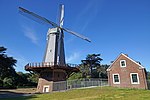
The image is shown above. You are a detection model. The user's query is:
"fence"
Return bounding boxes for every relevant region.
[147,80,150,89]
[53,79,108,91]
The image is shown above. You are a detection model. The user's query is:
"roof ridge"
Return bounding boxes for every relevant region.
[121,53,145,68]
[107,53,145,71]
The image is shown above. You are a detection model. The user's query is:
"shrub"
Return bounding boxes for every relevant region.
[3,77,16,89]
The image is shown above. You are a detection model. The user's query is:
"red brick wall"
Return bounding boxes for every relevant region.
[36,69,67,93]
[37,78,53,93]
[107,54,147,89]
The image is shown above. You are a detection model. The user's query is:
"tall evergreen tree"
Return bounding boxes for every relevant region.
[0,46,17,88]
[81,54,103,78]
[69,54,109,80]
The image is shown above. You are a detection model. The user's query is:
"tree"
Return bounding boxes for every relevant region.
[67,54,109,80]
[0,46,39,88]
[95,64,109,78]
[26,72,38,86]
[68,72,82,80]
[81,54,103,78]
[79,64,91,78]
[16,72,29,86]
[16,72,38,87]
[0,46,17,88]
[3,77,16,88]
[0,78,3,88]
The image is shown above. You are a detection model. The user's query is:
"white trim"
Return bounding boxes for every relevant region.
[121,53,145,68]
[130,73,140,84]
[43,85,50,93]
[113,74,120,84]
[120,60,126,67]
[107,53,145,71]
[107,54,121,71]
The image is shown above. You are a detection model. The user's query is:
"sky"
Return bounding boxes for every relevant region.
[0,0,150,72]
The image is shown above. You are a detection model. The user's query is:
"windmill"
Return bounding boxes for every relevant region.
[19,4,91,93]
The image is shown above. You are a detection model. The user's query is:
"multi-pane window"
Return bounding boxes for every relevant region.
[120,60,126,67]
[130,73,139,84]
[113,74,120,84]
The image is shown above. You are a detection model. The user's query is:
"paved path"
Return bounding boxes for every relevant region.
[0,89,36,99]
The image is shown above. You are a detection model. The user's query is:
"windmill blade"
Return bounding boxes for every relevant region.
[59,4,64,27]
[19,7,59,28]
[62,28,91,42]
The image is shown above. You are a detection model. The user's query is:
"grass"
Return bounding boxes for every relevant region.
[2,86,150,100]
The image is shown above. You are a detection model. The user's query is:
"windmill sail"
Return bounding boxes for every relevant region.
[59,4,64,27]
[19,5,91,65]
[19,7,91,42]
[57,4,65,65]
[62,28,91,42]
[19,7,58,28]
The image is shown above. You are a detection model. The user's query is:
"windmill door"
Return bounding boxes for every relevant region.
[43,85,49,93]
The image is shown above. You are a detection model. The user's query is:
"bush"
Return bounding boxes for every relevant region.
[3,77,16,89]
[0,79,3,88]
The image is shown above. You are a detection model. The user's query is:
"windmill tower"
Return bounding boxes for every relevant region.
[19,4,91,93]
[43,5,65,66]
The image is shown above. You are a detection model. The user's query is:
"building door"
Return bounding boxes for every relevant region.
[43,85,49,93]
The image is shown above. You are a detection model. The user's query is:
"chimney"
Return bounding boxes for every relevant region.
[136,61,141,65]
[110,61,114,63]
[124,54,128,57]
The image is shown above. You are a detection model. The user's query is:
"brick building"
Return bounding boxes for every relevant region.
[107,53,148,89]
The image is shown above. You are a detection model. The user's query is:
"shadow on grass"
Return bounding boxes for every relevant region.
[0,90,39,100]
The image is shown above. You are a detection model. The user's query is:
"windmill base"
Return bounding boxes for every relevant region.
[36,69,67,93]
[25,63,79,93]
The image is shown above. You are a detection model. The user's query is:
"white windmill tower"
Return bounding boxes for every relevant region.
[19,5,90,66]
[43,5,65,66]
[19,4,91,93]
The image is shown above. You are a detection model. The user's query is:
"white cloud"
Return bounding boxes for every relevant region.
[22,25,38,45]
[66,52,80,63]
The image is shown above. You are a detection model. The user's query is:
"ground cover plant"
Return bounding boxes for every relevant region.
[2,86,150,100]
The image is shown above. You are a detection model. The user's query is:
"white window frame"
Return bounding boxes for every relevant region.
[43,85,50,93]
[120,60,126,67]
[113,74,120,84]
[130,73,140,84]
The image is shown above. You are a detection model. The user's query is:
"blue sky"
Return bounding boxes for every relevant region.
[0,0,150,72]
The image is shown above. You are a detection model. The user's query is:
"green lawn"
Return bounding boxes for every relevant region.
[3,87,150,100]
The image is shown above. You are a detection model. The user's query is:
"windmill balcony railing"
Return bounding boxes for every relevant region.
[25,62,79,69]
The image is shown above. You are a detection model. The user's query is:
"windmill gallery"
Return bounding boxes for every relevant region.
[19,5,91,93]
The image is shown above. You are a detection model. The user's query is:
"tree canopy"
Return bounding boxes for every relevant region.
[0,47,17,77]
[69,54,109,80]
[0,46,17,88]
[0,46,39,88]
[81,54,103,78]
